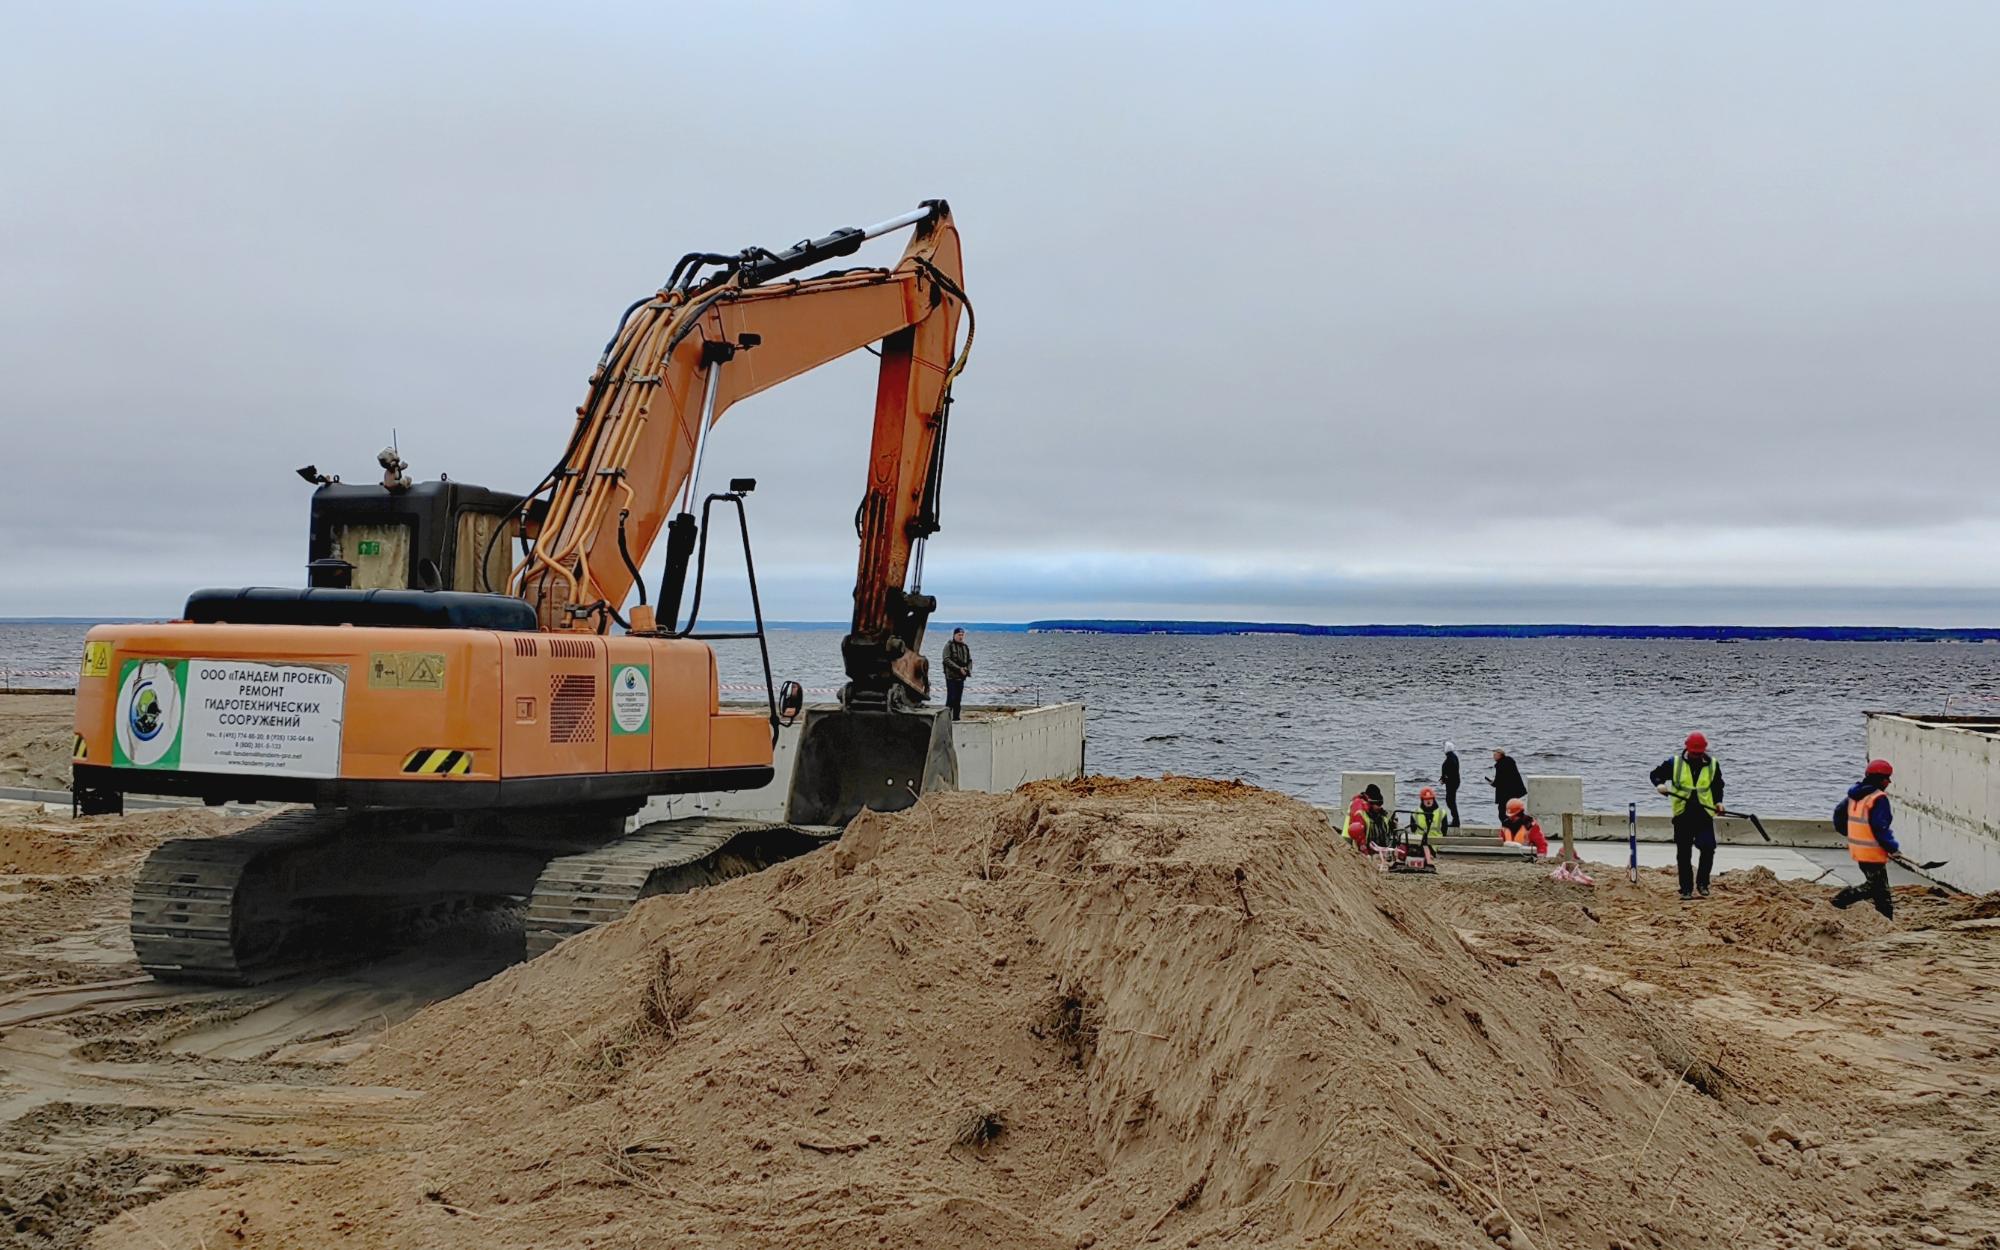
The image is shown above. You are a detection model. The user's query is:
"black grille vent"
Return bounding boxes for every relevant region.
[548,674,597,743]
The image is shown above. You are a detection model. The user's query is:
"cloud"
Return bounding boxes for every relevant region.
[4,2,1999,624]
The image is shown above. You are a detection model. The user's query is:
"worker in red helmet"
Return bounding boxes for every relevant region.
[1346,784,1390,851]
[1830,760,1901,918]
[1649,732,1726,900]
[1498,797,1548,856]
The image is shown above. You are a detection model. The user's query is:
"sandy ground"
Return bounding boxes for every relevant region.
[3,695,1996,1249]
[0,780,1972,1249]
[0,698,521,1248]
[0,695,77,792]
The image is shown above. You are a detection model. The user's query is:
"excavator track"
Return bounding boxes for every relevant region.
[524,818,837,958]
[131,806,631,985]
[130,809,348,985]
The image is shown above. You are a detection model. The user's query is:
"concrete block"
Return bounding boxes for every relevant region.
[1340,771,1396,813]
[1866,713,2000,895]
[1525,775,1584,817]
[636,702,1086,827]
[966,702,1086,791]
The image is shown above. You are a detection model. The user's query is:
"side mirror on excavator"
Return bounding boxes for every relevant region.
[777,680,804,726]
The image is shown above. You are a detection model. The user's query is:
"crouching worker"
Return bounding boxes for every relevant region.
[1346,784,1392,851]
[1499,798,1549,857]
[1401,786,1448,868]
[1831,759,1900,919]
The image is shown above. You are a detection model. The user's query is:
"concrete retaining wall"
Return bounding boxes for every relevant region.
[635,703,1087,826]
[1564,811,1838,848]
[1340,771,1585,820]
[957,703,1088,792]
[1865,714,2000,894]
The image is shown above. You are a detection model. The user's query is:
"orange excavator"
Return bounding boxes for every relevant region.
[69,201,972,981]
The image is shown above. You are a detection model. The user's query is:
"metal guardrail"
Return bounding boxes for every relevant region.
[1940,693,2000,716]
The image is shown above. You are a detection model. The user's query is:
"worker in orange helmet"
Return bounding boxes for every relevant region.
[1830,760,1901,919]
[1498,797,1548,857]
[1403,786,1448,867]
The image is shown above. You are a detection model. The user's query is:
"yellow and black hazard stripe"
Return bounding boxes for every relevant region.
[72,733,87,761]
[401,748,473,776]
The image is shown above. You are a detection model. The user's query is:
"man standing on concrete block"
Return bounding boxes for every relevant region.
[1440,742,1461,828]
[1830,759,1900,919]
[1487,748,1527,826]
[942,628,973,721]
[1650,732,1725,901]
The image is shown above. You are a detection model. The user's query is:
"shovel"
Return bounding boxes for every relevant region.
[1720,809,1774,843]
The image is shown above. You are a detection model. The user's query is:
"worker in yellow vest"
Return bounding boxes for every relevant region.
[1649,732,1725,901]
[1831,760,1900,919]
[1403,787,1448,867]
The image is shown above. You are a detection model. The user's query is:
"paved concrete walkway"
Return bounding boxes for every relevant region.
[1570,840,1928,887]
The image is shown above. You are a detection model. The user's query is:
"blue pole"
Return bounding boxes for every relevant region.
[1627,801,1639,884]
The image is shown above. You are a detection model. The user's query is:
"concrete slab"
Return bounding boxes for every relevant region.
[1339,771,1396,813]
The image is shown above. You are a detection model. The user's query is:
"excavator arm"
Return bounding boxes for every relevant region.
[512,201,969,706]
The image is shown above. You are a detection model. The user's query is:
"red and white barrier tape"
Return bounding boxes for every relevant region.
[718,681,1039,696]
[1,669,1040,696]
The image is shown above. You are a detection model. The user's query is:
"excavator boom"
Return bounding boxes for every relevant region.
[516,201,969,709]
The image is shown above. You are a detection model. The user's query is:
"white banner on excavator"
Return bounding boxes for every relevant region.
[181,660,347,777]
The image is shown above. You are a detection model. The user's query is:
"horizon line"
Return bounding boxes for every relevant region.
[4,615,1997,636]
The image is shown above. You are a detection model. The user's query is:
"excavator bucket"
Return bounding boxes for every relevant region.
[785,706,958,827]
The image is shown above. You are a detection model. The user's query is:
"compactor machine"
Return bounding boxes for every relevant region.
[70,202,972,981]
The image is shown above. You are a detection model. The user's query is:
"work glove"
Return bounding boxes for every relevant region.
[1655,784,1670,796]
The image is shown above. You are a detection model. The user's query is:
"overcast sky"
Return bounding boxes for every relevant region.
[5,2,1998,625]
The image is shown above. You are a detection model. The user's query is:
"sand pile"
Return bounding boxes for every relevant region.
[115,776,1985,1250]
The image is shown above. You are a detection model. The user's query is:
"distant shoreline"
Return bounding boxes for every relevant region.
[5,617,1996,643]
[1021,620,2000,642]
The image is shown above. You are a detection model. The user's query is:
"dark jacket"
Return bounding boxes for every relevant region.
[1649,753,1725,831]
[1489,755,1526,803]
[943,639,972,681]
[1833,780,1900,856]
[1441,751,1460,786]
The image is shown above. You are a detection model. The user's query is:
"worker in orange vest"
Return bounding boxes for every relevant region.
[1830,759,1900,919]
[1498,798,1548,857]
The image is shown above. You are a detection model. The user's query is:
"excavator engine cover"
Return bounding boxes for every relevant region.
[786,706,957,827]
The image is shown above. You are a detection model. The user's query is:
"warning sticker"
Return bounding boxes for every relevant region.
[610,664,651,735]
[368,651,447,691]
[82,640,113,679]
